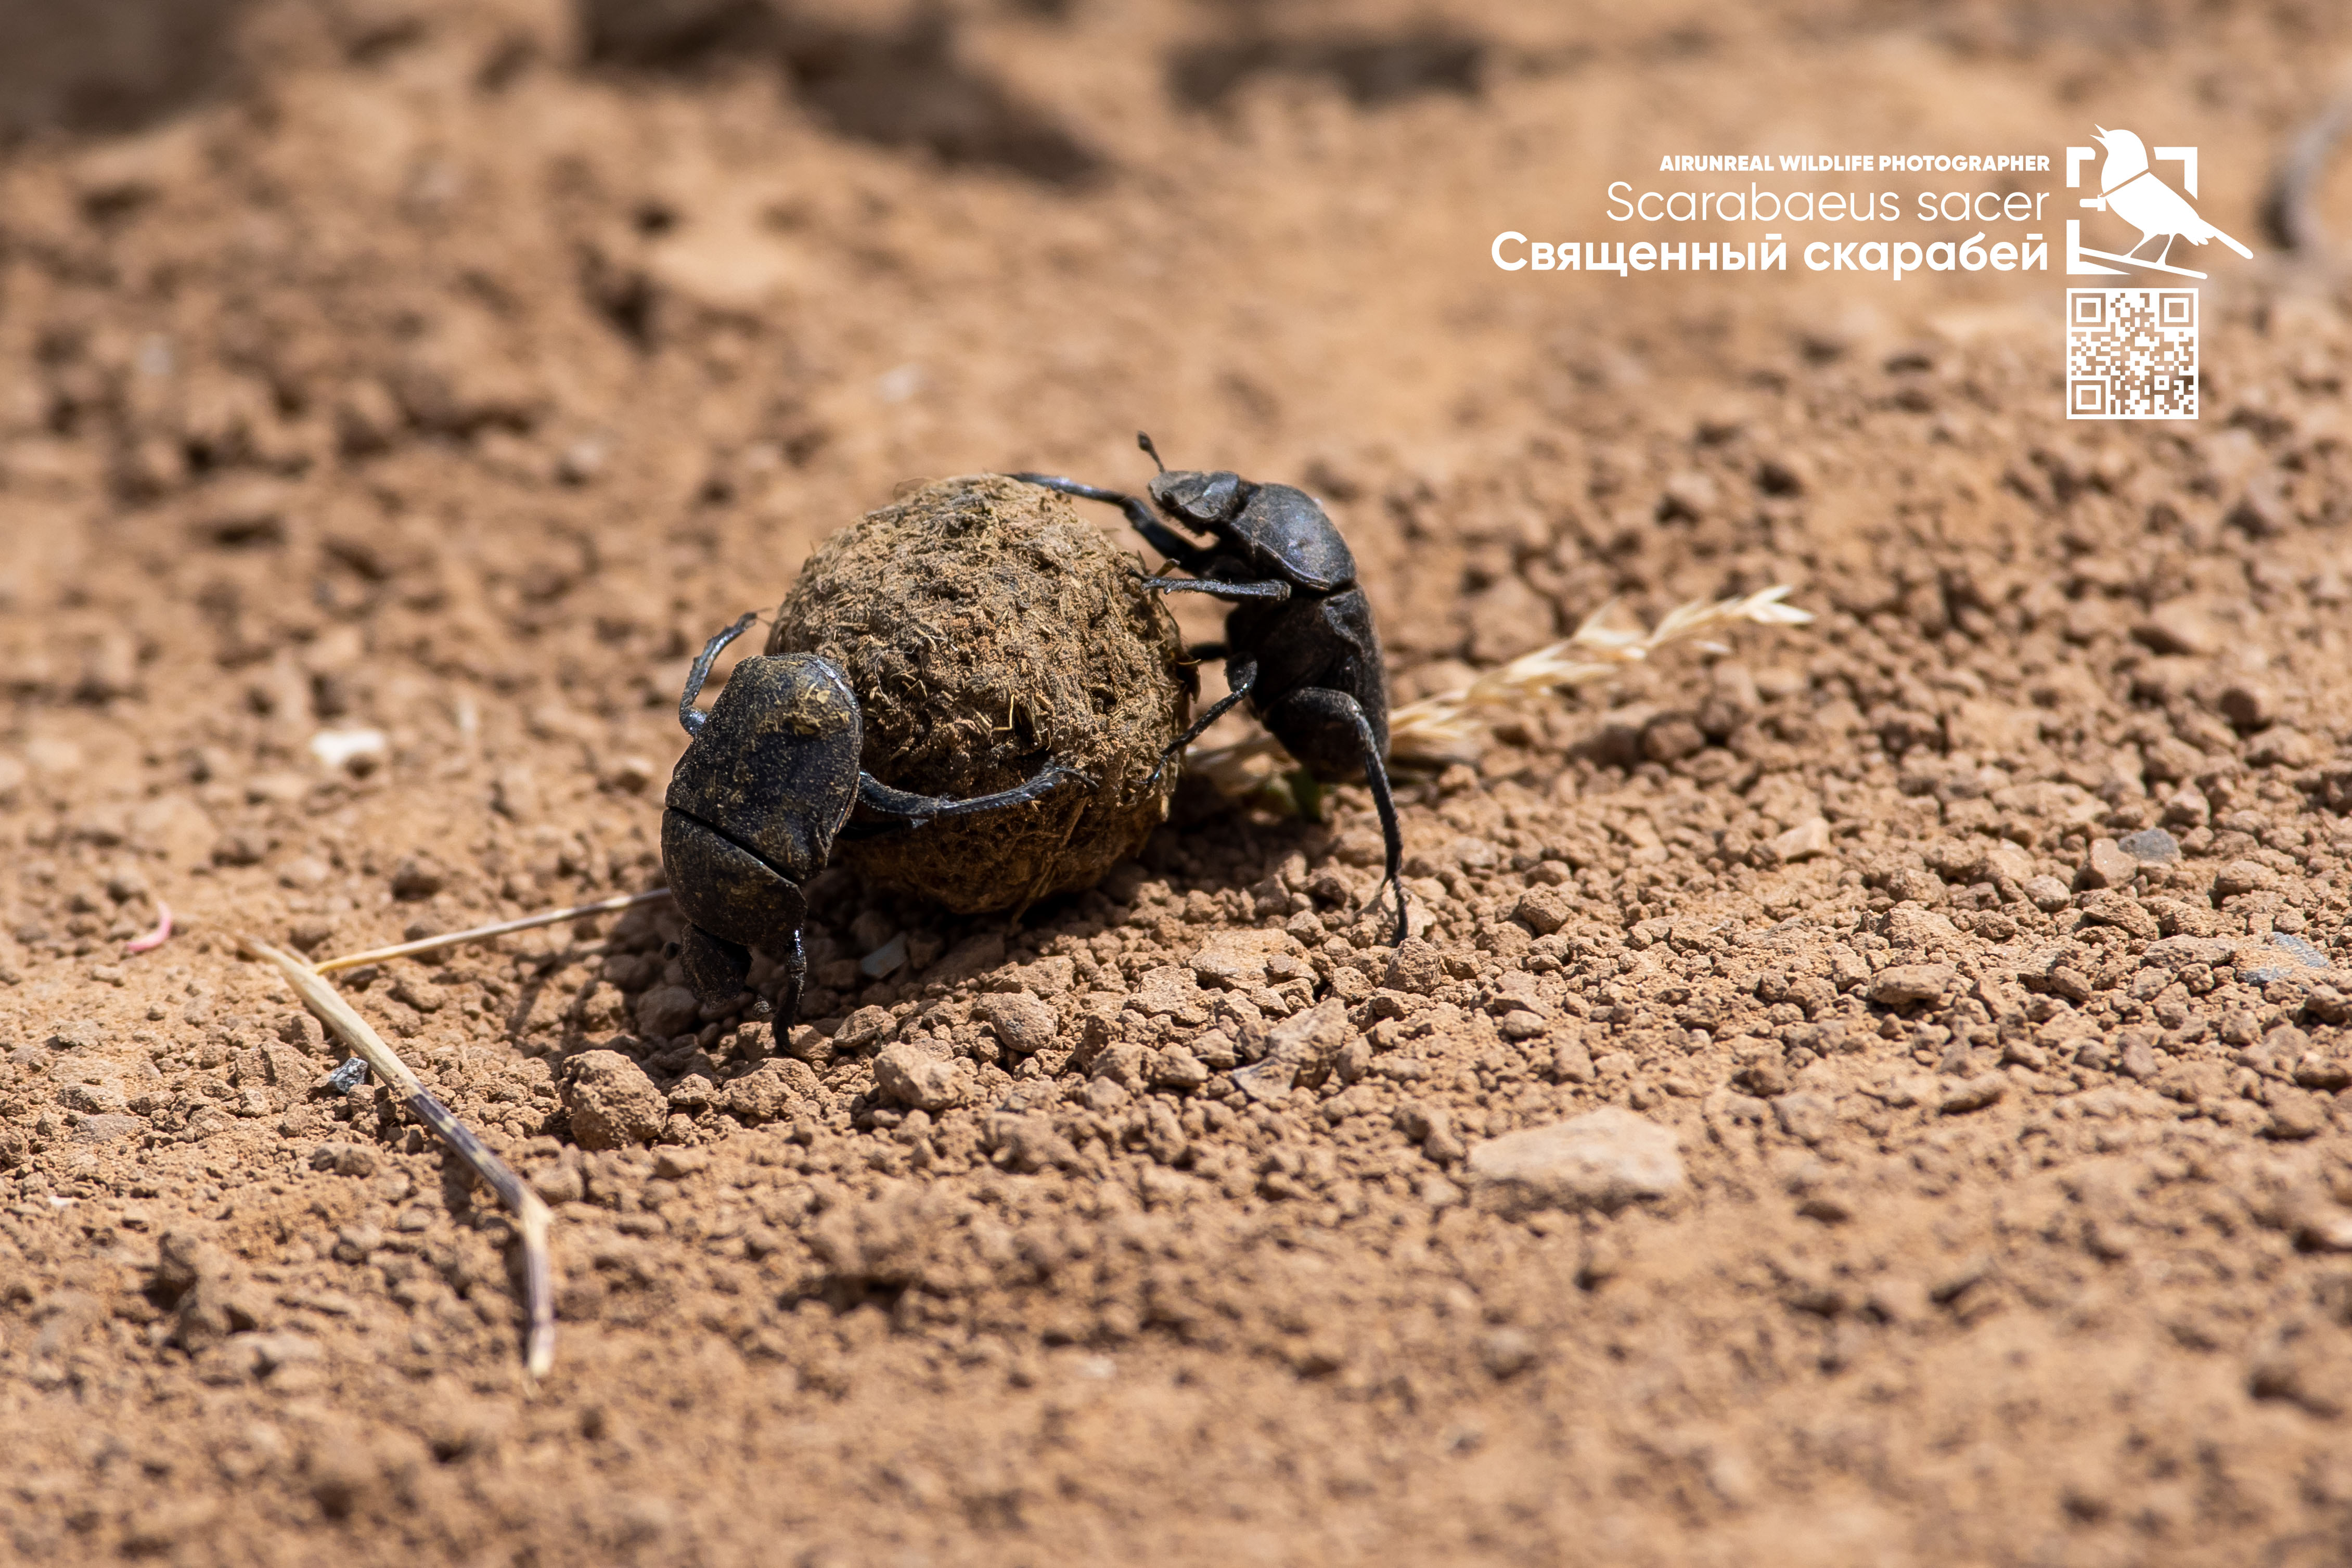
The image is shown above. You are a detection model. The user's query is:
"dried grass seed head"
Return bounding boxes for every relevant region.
[1186,584,1813,795]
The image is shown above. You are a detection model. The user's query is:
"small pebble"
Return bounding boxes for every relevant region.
[860,933,909,979]
[1768,817,1832,863]
[1870,964,1957,1008]
[872,1043,971,1113]
[2022,876,2073,913]
[2078,838,2137,890]
[1939,1074,2007,1115]
[1463,1108,1683,1215]
[2272,932,2329,970]
[563,1050,669,1148]
[557,437,607,483]
[1477,1329,1539,1380]
[325,1059,370,1095]
[309,1142,377,1177]
[2217,680,2277,730]
[2116,828,2181,865]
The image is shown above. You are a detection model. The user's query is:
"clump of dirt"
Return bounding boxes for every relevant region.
[770,474,1188,912]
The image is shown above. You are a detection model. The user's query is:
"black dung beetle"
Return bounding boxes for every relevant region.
[662,612,1090,1029]
[1009,434,1405,944]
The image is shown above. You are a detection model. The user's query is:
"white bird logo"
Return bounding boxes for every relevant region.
[2081,126,2253,268]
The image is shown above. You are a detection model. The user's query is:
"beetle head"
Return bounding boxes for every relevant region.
[1148,467,1248,528]
[1138,432,1247,529]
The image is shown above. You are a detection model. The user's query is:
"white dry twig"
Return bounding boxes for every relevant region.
[1186,585,1813,797]
[313,888,672,974]
[240,935,558,1380]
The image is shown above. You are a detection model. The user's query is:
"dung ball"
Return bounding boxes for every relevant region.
[769,473,1189,913]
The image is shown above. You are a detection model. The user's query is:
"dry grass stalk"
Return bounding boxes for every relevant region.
[1188,585,1812,796]
[313,888,673,973]
[239,935,558,1380]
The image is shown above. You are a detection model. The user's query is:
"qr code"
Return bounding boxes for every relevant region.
[2066,288,2196,419]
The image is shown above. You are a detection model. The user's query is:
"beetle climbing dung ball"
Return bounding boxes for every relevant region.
[660,613,1089,1019]
[769,473,1190,912]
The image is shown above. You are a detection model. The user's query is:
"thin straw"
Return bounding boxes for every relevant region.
[313,888,672,973]
[239,935,557,1380]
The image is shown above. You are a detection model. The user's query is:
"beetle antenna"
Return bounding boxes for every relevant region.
[1137,431,1165,472]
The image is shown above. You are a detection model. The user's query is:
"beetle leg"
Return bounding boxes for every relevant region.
[777,924,805,1036]
[1139,576,1291,602]
[855,761,1091,824]
[1006,473,1221,575]
[1148,657,1257,788]
[678,611,760,737]
[1263,687,1408,946]
[1183,641,1229,663]
[835,817,921,842]
[684,922,801,1031]
[679,923,752,1006]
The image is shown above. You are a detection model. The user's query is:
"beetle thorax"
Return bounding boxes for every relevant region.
[1229,483,1355,593]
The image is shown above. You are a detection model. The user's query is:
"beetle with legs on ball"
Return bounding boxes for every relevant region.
[659,611,1090,1029]
[1011,433,1407,944]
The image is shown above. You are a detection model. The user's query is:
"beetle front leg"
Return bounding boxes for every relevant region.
[678,923,752,1010]
[856,761,1093,824]
[1007,473,1219,575]
[662,809,809,1011]
[677,611,760,737]
[1139,576,1290,603]
[777,925,805,1036]
[684,921,800,1032]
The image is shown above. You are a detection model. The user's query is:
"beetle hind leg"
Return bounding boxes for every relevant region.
[1263,686,1408,947]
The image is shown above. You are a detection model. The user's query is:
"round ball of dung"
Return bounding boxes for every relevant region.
[768,473,1189,913]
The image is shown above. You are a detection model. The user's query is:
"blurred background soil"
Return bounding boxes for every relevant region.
[7,1,2352,1563]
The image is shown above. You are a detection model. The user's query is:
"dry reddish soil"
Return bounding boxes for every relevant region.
[9,3,2352,1565]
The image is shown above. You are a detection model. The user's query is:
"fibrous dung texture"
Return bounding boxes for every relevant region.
[769,474,1188,912]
